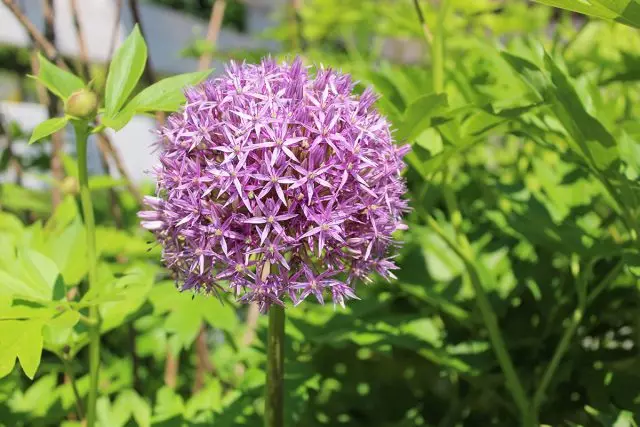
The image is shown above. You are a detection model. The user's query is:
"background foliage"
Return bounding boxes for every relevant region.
[1,0,640,426]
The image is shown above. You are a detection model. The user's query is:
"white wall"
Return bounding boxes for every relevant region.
[1,101,158,183]
[0,0,281,185]
[0,0,277,74]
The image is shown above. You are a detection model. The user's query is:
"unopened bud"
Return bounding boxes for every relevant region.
[60,176,79,194]
[64,88,98,119]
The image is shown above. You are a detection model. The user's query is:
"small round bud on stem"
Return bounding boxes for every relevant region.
[60,176,79,195]
[65,89,98,119]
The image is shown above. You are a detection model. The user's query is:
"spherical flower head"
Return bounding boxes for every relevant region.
[139,57,410,312]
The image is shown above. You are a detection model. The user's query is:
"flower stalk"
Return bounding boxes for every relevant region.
[73,120,101,427]
[265,305,285,427]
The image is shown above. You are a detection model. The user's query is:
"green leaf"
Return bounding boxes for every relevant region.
[88,175,127,191]
[533,0,640,29]
[28,117,68,144]
[128,70,211,113]
[43,310,80,350]
[0,319,44,379]
[101,108,135,132]
[103,70,211,131]
[34,53,84,100]
[0,249,60,302]
[104,25,147,117]
[502,50,617,171]
[396,93,449,142]
[99,266,155,331]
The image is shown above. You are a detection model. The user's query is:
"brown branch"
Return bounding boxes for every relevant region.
[42,0,63,208]
[192,324,218,394]
[108,0,123,62]
[68,0,123,224]
[164,346,180,389]
[96,132,143,204]
[234,302,260,377]
[69,0,91,80]
[198,0,226,72]
[1,0,69,70]
[0,114,24,186]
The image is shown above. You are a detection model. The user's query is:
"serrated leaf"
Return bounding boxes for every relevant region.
[397,93,449,142]
[502,50,617,171]
[533,0,640,29]
[0,319,44,379]
[99,266,155,331]
[35,53,84,100]
[28,117,68,144]
[43,310,80,350]
[105,25,147,117]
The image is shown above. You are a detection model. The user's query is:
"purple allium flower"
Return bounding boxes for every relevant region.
[139,57,409,312]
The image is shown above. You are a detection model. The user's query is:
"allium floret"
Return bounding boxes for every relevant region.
[139,57,409,312]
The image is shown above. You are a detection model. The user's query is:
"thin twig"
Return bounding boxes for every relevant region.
[192,324,218,394]
[532,260,623,410]
[62,357,85,420]
[234,302,260,377]
[107,0,123,62]
[291,0,306,51]
[69,0,91,80]
[96,132,143,204]
[0,114,23,185]
[412,0,433,45]
[164,346,180,388]
[424,214,531,419]
[198,0,227,71]
[42,0,64,209]
[1,0,69,70]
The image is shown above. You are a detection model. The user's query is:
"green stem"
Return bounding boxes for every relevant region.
[532,309,582,410]
[73,120,100,427]
[432,0,450,93]
[265,305,285,427]
[62,356,85,420]
[533,260,624,410]
[424,214,531,422]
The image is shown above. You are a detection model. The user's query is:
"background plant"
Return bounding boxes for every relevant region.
[1,0,640,426]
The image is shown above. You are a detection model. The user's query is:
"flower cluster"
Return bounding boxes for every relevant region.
[139,57,409,311]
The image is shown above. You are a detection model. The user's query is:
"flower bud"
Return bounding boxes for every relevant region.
[60,176,79,195]
[64,89,98,119]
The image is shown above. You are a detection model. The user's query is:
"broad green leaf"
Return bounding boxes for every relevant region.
[46,218,87,287]
[396,93,449,142]
[28,117,68,144]
[20,250,61,300]
[153,386,185,421]
[164,305,202,347]
[34,53,84,100]
[100,266,155,331]
[105,25,147,117]
[0,319,44,379]
[200,297,238,333]
[101,109,135,132]
[502,50,617,171]
[0,249,59,302]
[127,70,211,113]
[533,0,640,29]
[43,310,80,350]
